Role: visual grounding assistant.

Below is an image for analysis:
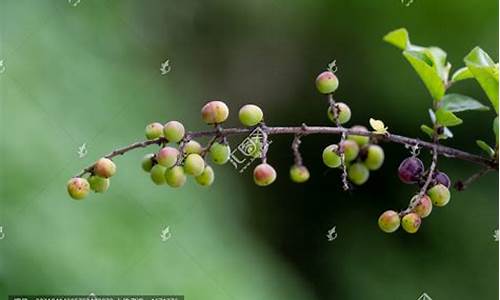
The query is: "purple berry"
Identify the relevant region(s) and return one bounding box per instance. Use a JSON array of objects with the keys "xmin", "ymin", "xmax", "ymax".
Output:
[
  {"xmin": 433, "ymin": 171, "xmax": 450, "ymax": 188},
  {"xmin": 398, "ymin": 157, "xmax": 424, "ymax": 184}
]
